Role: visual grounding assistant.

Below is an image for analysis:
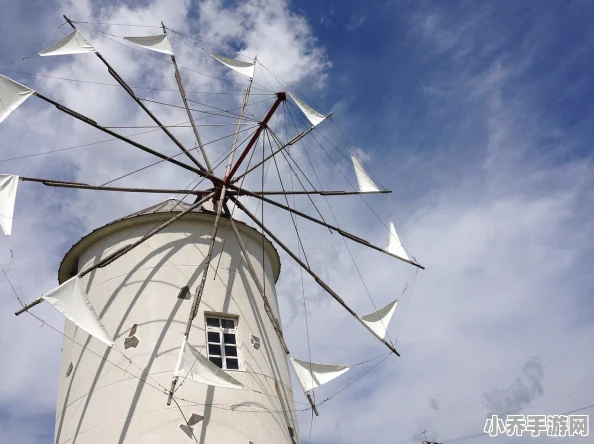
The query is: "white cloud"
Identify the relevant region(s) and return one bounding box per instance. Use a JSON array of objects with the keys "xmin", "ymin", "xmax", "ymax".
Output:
[{"xmin": 1, "ymin": 2, "xmax": 593, "ymax": 444}]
